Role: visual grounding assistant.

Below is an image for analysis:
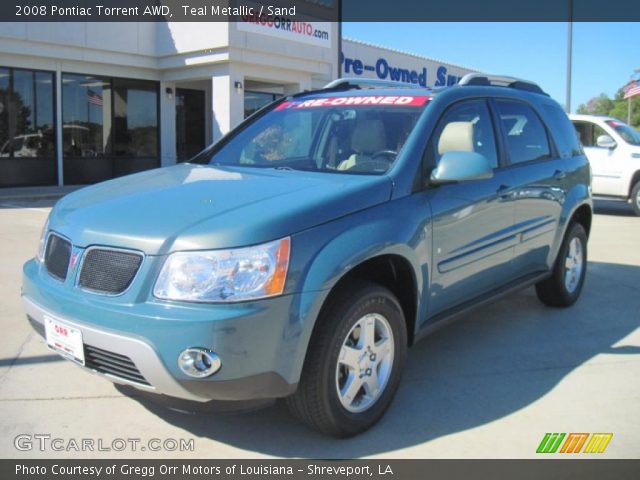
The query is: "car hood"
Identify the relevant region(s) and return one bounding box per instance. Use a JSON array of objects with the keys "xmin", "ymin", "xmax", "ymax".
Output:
[{"xmin": 50, "ymin": 163, "xmax": 393, "ymax": 255}]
